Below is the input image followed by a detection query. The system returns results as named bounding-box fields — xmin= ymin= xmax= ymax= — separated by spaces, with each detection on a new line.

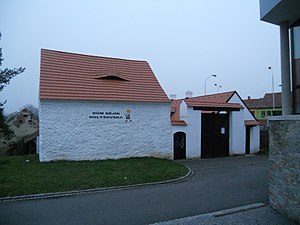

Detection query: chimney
xmin=248 ymin=96 xmax=251 ymax=100
xmin=185 ymin=91 xmax=193 ymax=99
xmin=170 ymin=94 xmax=177 ymax=100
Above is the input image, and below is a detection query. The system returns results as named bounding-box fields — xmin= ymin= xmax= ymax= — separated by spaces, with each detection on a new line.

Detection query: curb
xmin=0 ymin=165 xmax=193 ymax=203
xmin=151 ymin=203 xmax=266 ymax=225
xmin=207 ymin=202 xmax=266 ymax=217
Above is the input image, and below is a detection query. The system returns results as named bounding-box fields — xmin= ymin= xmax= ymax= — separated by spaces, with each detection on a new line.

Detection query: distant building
xmin=170 ymin=91 xmax=260 ymax=159
xmin=39 ymin=49 xmax=172 ymax=162
xmin=243 ymin=92 xmax=282 ymax=124
xmin=0 ymin=108 xmax=39 ymax=155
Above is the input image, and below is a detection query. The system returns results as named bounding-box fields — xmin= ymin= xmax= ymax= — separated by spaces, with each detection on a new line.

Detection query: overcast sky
xmin=1 ymin=0 xmax=280 ymax=114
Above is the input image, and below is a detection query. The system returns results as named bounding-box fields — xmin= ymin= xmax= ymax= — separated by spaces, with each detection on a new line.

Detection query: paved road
xmin=0 ymin=156 xmax=268 ymax=225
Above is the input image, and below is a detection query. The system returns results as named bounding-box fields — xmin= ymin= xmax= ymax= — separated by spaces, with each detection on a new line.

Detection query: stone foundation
xmin=269 ymin=116 xmax=300 ymax=223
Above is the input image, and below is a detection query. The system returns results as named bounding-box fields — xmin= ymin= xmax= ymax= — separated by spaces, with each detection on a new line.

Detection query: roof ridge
xmin=198 ymin=91 xmax=236 ymax=98
xmin=174 ymin=91 xmax=236 ymax=101
xmin=41 ymin=48 xmax=148 ymax=63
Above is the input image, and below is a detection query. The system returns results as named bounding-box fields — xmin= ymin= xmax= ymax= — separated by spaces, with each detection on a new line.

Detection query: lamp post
xmin=268 ymin=67 xmax=275 ymax=110
xmin=214 ymin=83 xmax=222 ymax=93
xmin=204 ymin=74 xmax=217 ymax=95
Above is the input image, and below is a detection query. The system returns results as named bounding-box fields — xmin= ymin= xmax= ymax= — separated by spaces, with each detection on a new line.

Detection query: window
xmin=261 ymin=111 xmax=266 ymax=118
xmin=267 ymin=111 xmax=272 ymax=117
xmin=273 ymin=110 xmax=282 ymax=116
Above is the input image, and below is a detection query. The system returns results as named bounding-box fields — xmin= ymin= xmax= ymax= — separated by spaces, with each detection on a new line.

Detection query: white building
xmin=171 ymin=91 xmax=260 ymax=159
xmin=39 ymin=49 xmax=172 ymax=162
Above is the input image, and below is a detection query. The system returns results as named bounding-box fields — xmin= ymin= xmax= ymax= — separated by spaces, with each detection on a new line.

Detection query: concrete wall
xmin=39 ymin=100 xmax=172 ymax=162
xmin=269 ymin=116 xmax=300 ymax=223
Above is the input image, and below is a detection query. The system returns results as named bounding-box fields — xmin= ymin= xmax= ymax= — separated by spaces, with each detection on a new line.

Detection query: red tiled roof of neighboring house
xmin=243 ymin=92 xmax=282 ymax=109
xmin=40 ymin=49 xmax=170 ymax=103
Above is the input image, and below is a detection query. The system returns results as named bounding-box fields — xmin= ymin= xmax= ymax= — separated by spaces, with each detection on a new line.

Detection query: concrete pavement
xmin=152 ymin=203 xmax=296 ymax=225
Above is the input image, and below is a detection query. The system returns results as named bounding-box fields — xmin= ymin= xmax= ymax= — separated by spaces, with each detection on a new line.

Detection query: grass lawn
xmin=0 ymin=155 xmax=188 ymax=197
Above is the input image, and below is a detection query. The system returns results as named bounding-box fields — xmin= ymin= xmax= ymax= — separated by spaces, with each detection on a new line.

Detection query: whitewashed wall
xmin=228 ymin=93 xmax=260 ymax=154
xmin=250 ymin=125 xmax=260 ymax=153
xmin=172 ymin=101 xmax=201 ymax=159
xmin=39 ymin=100 xmax=172 ymax=162
xmin=229 ymin=110 xmax=245 ymax=155
xmin=185 ymin=107 xmax=201 ymax=158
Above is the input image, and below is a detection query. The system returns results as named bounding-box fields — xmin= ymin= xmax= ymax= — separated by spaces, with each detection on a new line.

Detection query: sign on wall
xmin=88 ymin=109 xmax=132 ymax=122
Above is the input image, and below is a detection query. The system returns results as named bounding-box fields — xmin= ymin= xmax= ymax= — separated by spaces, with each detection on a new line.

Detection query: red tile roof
xmin=170 ymin=91 xmax=247 ymax=125
xmin=170 ymin=99 xmax=187 ymax=126
xmin=184 ymin=91 xmax=243 ymax=110
xmin=244 ymin=120 xmax=261 ymax=126
xmin=185 ymin=91 xmax=235 ymax=103
xmin=243 ymin=92 xmax=282 ymax=109
xmin=40 ymin=49 xmax=170 ymax=103
xmin=185 ymin=102 xmax=243 ymax=109
xmin=171 ymin=120 xmax=187 ymax=126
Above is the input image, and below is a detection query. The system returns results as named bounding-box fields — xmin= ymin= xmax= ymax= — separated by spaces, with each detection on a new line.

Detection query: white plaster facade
xmin=39 ymin=100 xmax=172 ymax=162
xmin=228 ymin=94 xmax=260 ymax=154
xmin=172 ymin=92 xmax=260 ymax=159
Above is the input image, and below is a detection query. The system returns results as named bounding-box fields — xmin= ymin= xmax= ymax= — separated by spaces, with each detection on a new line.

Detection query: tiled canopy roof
xmin=244 ymin=120 xmax=260 ymax=126
xmin=184 ymin=91 xmax=243 ymax=110
xmin=170 ymin=91 xmax=245 ymax=126
xmin=40 ymin=49 xmax=170 ymax=103
xmin=185 ymin=91 xmax=235 ymax=103
xmin=170 ymin=99 xmax=187 ymax=126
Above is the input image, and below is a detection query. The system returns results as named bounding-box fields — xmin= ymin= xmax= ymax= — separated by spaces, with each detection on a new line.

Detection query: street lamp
xmin=214 ymin=83 xmax=222 ymax=93
xmin=204 ymin=74 xmax=217 ymax=95
xmin=268 ymin=67 xmax=275 ymax=110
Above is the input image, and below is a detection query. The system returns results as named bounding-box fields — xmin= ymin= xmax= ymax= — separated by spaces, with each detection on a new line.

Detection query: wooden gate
xmin=173 ymin=132 xmax=186 ymax=160
xmin=201 ymin=113 xmax=229 ymax=158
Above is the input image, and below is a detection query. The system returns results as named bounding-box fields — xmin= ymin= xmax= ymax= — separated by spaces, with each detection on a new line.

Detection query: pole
xmin=204 ymin=74 xmax=216 ymax=95
xmin=280 ymin=21 xmax=292 ymax=115
xmin=268 ymin=67 xmax=275 ymax=110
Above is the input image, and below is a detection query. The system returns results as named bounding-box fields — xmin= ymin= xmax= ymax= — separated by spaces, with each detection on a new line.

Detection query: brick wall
xmin=269 ymin=116 xmax=300 ymax=223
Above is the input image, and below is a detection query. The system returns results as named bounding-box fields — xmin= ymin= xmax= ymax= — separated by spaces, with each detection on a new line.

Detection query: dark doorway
xmin=201 ymin=113 xmax=229 ymax=158
xmin=245 ymin=126 xmax=250 ymax=154
xmin=174 ymin=132 xmax=186 ymax=160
